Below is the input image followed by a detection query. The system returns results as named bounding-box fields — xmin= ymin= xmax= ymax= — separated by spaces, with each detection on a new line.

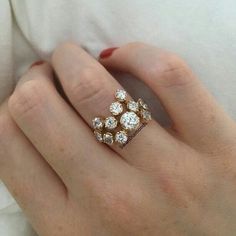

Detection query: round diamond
xmin=110 ymin=102 xmax=123 ymax=116
xmin=127 ymin=101 xmax=139 ymax=112
xmin=141 ymin=109 xmax=152 ymax=122
xmin=138 ymin=98 xmax=148 ymax=110
xmin=120 ymin=111 xmax=140 ymax=131
xmin=115 ymin=131 xmax=128 ymax=145
xmin=115 ymin=89 xmax=127 ymax=102
xmin=92 ymin=117 xmax=104 ymax=130
xmin=103 ymin=132 xmax=114 ymax=145
xmin=105 ymin=116 xmax=118 ymax=130
xmin=94 ymin=131 xmax=103 ymax=142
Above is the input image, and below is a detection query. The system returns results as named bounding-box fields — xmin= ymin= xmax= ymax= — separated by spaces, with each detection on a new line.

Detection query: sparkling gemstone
xmin=94 ymin=131 xmax=103 ymax=142
xmin=120 ymin=111 xmax=140 ymax=131
xmin=105 ymin=116 xmax=118 ymax=130
xmin=115 ymin=89 xmax=127 ymax=102
xmin=138 ymin=98 xmax=148 ymax=110
xmin=127 ymin=100 xmax=139 ymax=112
xmin=103 ymin=132 xmax=114 ymax=145
xmin=92 ymin=117 xmax=104 ymax=130
xmin=141 ymin=109 xmax=152 ymax=121
xmin=110 ymin=102 xmax=123 ymax=116
xmin=115 ymin=131 xmax=128 ymax=145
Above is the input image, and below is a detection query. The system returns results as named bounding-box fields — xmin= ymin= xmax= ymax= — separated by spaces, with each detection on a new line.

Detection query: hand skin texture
xmin=1 ymin=42 xmax=236 ymax=236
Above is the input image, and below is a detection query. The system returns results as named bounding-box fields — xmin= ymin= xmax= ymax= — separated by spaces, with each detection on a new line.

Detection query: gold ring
xmin=92 ymin=89 xmax=152 ymax=148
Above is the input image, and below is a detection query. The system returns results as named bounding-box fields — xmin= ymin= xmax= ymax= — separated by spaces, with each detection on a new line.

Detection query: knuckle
xmin=102 ymin=188 xmax=155 ymax=232
xmin=123 ymin=42 xmax=196 ymax=89
xmin=97 ymin=184 xmax=146 ymax=225
xmin=150 ymin=53 xmax=195 ymax=88
xmin=104 ymin=191 xmax=138 ymax=222
xmin=70 ymin=66 xmax=107 ymax=106
xmin=8 ymin=80 xmax=46 ymax=120
xmin=86 ymin=177 xmax=156 ymax=232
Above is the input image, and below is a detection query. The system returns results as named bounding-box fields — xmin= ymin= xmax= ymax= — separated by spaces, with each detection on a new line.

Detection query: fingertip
xmin=29 ymin=60 xmax=45 ymax=69
xmin=16 ymin=61 xmax=54 ymax=88
xmin=28 ymin=61 xmax=52 ymax=73
xmin=99 ymin=47 xmax=119 ymax=59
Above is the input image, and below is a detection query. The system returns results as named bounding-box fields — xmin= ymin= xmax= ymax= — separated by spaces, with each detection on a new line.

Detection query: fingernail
xmin=99 ymin=47 xmax=118 ymax=59
xmin=30 ymin=60 xmax=45 ymax=69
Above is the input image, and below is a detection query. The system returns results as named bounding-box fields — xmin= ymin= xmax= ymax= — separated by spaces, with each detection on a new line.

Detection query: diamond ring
xmin=92 ymin=89 xmax=152 ymax=148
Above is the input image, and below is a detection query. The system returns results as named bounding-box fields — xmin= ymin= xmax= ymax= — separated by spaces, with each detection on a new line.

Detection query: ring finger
xmin=52 ymin=43 xmax=181 ymax=167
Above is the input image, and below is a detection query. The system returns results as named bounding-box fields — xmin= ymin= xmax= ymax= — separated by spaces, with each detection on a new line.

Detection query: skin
xmin=0 ymin=42 xmax=236 ymax=236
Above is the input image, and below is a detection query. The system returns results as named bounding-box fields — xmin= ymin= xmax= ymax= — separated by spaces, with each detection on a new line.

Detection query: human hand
xmin=1 ymin=42 xmax=236 ymax=236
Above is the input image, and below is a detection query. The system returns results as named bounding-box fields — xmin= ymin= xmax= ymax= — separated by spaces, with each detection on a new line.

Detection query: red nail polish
xmin=99 ymin=47 xmax=118 ymax=59
xmin=30 ymin=60 xmax=44 ymax=69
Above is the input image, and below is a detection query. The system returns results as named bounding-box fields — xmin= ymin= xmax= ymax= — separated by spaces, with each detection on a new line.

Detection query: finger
xmin=99 ymin=42 xmax=236 ymax=152
xmin=52 ymin=43 xmax=180 ymax=167
xmin=8 ymin=63 xmax=123 ymax=191
xmin=0 ymin=101 xmax=67 ymax=235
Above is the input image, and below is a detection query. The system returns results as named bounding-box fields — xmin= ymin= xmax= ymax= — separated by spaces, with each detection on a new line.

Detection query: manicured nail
xmin=30 ymin=60 xmax=44 ymax=69
xmin=99 ymin=47 xmax=118 ymax=59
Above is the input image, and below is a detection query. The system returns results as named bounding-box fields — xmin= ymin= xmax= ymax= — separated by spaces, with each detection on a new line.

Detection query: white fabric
xmin=0 ymin=0 xmax=236 ymax=235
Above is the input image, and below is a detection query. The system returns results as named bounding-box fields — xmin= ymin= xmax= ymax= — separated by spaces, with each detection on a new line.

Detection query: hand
xmin=1 ymin=42 xmax=236 ymax=236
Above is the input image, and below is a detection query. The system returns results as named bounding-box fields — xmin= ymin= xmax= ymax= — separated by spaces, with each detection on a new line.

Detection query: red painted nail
xmin=30 ymin=60 xmax=44 ymax=69
xmin=99 ymin=47 xmax=118 ymax=59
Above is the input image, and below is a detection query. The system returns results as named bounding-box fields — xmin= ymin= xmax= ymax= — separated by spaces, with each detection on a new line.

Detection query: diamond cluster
xmin=92 ymin=89 xmax=151 ymax=146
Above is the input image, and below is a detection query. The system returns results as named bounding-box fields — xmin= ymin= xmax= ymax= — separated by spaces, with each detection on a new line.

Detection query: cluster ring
xmin=92 ymin=89 xmax=152 ymax=148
